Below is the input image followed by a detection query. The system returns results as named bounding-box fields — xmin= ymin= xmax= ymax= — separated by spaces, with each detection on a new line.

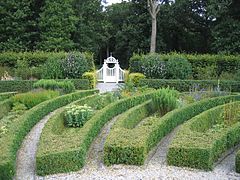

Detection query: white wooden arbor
xmin=97 ymin=55 xmax=125 ymax=83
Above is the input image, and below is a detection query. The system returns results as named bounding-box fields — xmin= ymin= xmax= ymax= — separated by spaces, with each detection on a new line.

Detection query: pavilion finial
xmin=110 ymin=52 xmax=113 ymax=57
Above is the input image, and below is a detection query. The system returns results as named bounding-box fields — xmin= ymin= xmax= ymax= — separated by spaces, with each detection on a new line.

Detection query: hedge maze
xmin=1 ymin=88 xmax=240 ymax=179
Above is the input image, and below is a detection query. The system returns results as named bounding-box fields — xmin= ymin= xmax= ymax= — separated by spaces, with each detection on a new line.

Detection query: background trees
xmin=0 ymin=0 xmax=239 ymax=66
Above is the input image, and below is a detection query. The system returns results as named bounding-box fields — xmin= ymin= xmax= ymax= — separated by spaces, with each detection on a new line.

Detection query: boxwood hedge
xmin=0 ymin=89 xmax=97 ymax=179
xmin=104 ymin=95 xmax=240 ymax=166
xmin=236 ymin=151 xmax=240 ymax=173
xmin=36 ymin=90 xmax=158 ymax=176
xmin=139 ymin=79 xmax=240 ymax=92
xmin=167 ymin=101 xmax=240 ymax=170
xmin=0 ymin=79 xmax=91 ymax=93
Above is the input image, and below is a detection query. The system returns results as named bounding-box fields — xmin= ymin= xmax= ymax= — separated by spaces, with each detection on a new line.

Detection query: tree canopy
xmin=0 ymin=0 xmax=239 ymax=66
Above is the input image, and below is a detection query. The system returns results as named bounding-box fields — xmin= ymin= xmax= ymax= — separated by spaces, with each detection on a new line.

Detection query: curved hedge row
xmin=104 ymin=95 xmax=240 ymax=166
xmin=0 ymin=89 xmax=97 ymax=179
xmin=112 ymin=100 xmax=155 ymax=129
xmin=236 ymin=151 xmax=240 ymax=173
xmin=167 ymin=101 xmax=240 ymax=170
xmin=139 ymin=79 xmax=240 ymax=92
xmin=36 ymin=91 xmax=158 ymax=176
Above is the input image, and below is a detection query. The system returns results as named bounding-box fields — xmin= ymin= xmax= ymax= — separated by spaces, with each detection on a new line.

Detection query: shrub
xmin=236 ymin=151 xmax=240 ymax=173
xmin=64 ymin=104 xmax=93 ymax=127
xmin=62 ymin=52 xmax=95 ymax=79
xmin=152 ymin=87 xmax=179 ymax=115
xmin=33 ymin=79 xmax=76 ymax=94
xmin=0 ymin=79 xmax=90 ymax=93
xmin=82 ymin=72 xmax=96 ymax=88
xmin=142 ymin=54 xmax=167 ymax=78
xmin=129 ymin=53 xmax=240 ymax=79
xmin=194 ymin=65 xmax=218 ymax=80
xmin=166 ymin=57 xmax=192 ymax=79
xmin=41 ymin=57 xmax=64 ymax=79
xmin=167 ymin=101 xmax=240 ymax=170
xmin=12 ymin=90 xmax=59 ymax=109
xmin=104 ymin=95 xmax=240 ymax=166
xmin=0 ymin=89 xmax=97 ymax=179
xmin=128 ymin=73 xmax=146 ymax=86
xmin=15 ymin=59 xmax=31 ymax=80
xmin=0 ymin=51 xmax=67 ymax=68
xmin=36 ymin=90 xmax=158 ymax=176
xmin=139 ymin=79 xmax=240 ymax=92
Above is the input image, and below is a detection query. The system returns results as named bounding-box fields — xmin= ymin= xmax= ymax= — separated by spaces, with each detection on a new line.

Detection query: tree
xmin=147 ymin=0 xmax=173 ymax=53
xmin=0 ymin=0 xmax=36 ymax=51
xmin=37 ymin=0 xmax=77 ymax=51
xmin=147 ymin=0 xmax=161 ymax=53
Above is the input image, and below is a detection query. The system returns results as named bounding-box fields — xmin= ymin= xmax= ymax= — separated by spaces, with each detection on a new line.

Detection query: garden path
xmin=96 ymin=83 xmax=123 ymax=93
xmin=15 ymin=110 xmax=58 ymax=180
xmin=84 ymin=115 xmax=119 ymax=169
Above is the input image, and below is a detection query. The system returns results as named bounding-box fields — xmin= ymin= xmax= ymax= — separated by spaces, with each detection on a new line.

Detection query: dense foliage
xmin=0 ymin=0 xmax=239 ymax=65
xmin=130 ymin=53 xmax=240 ymax=80
xmin=0 ymin=51 xmax=94 ymax=80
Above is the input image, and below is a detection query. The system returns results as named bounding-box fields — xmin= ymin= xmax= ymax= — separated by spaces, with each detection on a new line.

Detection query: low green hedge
xmin=0 ymin=92 xmax=17 ymax=102
xmin=167 ymin=101 xmax=240 ymax=170
xmin=236 ymin=151 xmax=240 ymax=173
xmin=113 ymin=100 xmax=155 ymax=129
xmin=0 ymin=99 xmax=12 ymax=120
xmin=36 ymin=91 xmax=157 ymax=176
xmin=104 ymin=95 xmax=240 ymax=166
xmin=0 ymin=79 xmax=91 ymax=93
xmin=139 ymin=79 xmax=240 ymax=92
xmin=0 ymin=89 xmax=97 ymax=179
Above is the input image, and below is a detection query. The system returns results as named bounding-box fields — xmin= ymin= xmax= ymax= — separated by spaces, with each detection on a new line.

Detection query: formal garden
xmin=1 ymin=0 xmax=240 ymax=179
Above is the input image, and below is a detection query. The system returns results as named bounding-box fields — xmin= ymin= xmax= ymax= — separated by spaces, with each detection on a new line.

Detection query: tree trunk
xmin=150 ymin=17 xmax=157 ymax=53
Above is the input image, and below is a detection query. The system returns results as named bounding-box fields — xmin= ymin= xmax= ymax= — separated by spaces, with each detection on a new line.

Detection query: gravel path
xmin=15 ymin=111 xmax=58 ymax=180
xmin=96 ymin=83 xmax=123 ymax=93
xmin=84 ymin=116 xmax=119 ymax=169
xmin=36 ymin=127 xmax=240 ymax=180
xmin=15 ymin=109 xmax=240 ymax=180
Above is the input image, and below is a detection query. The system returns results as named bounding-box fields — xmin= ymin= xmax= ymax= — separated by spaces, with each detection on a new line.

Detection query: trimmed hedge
xmin=104 ymin=95 xmax=240 ymax=166
xmin=139 ymin=79 xmax=240 ymax=92
xmin=236 ymin=151 xmax=240 ymax=173
xmin=167 ymin=101 xmax=240 ymax=170
xmin=0 ymin=89 xmax=97 ymax=179
xmin=0 ymin=99 xmax=12 ymax=120
xmin=0 ymin=79 xmax=91 ymax=93
xmin=129 ymin=53 xmax=240 ymax=77
xmin=113 ymin=100 xmax=155 ymax=129
xmin=36 ymin=91 xmax=157 ymax=176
